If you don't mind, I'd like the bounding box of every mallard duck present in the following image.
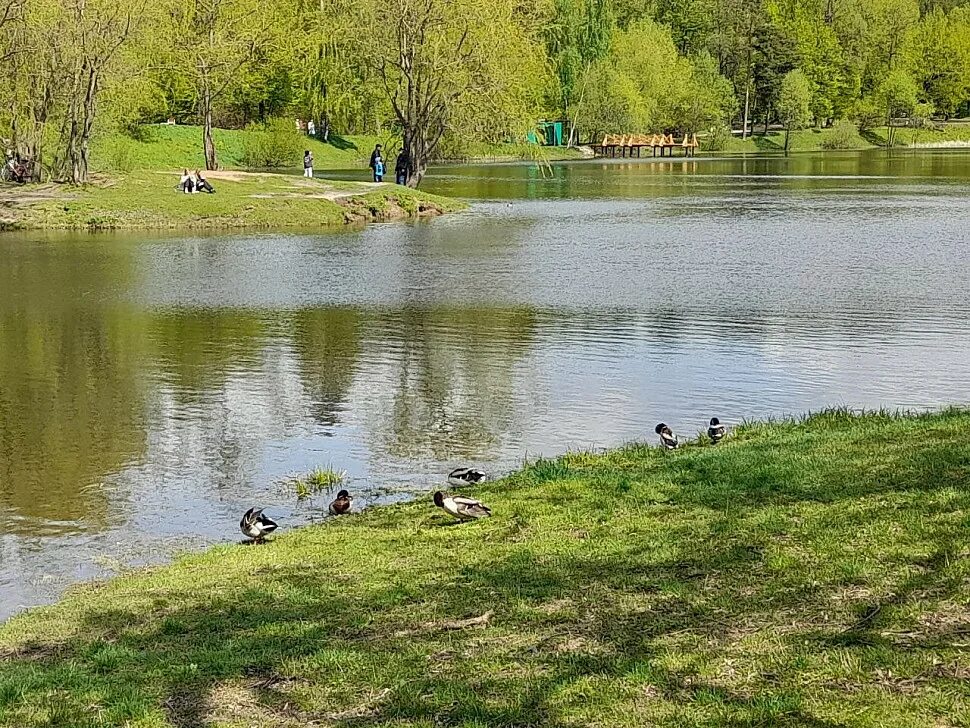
[433,491,492,520]
[239,507,278,543]
[448,467,487,487]
[708,417,726,444]
[655,422,678,450]
[329,489,352,515]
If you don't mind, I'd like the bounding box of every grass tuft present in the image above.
[287,465,347,500]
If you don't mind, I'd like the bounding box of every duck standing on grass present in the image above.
[239,508,278,544]
[433,491,492,521]
[655,422,678,450]
[708,417,726,444]
[329,489,352,515]
[448,467,487,487]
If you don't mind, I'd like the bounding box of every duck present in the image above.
[433,491,492,521]
[239,507,278,543]
[655,422,678,450]
[708,417,726,444]
[448,467,487,487]
[329,489,352,515]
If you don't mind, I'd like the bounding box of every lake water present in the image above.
[2,150,970,621]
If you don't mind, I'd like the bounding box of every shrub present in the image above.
[106,138,137,172]
[703,125,731,151]
[241,117,304,168]
[820,120,860,150]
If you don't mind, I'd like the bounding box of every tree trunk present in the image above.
[402,129,427,188]
[321,114,330,142]
[203,81,217,170]
[742,85,750,140]
[784,125,791,154]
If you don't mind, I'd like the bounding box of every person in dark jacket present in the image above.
[369,144,383,182]
[394,149,409,185]
[195,169,215,193]
[303,150,313,178]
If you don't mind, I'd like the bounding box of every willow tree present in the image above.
[322,0,544,187]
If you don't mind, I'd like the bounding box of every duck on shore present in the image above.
[329,489,352,515]
[655,423,678,450]
[448,467,487,487]
[433,491,492,520]
[708,417,726,444]
[239,508,278,543]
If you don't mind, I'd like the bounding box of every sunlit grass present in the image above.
[2,409,970,727]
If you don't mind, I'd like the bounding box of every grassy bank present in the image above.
[716,123,970,153]
[2,409,969,727]
[91,125,582,174]
[0,170,463,231]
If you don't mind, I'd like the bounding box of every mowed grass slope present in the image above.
[1,410,969,727]
[0,170,462,230]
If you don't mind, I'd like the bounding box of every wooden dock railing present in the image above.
[596,133,700,157]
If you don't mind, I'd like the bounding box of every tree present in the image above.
[62,0,139,183]
[544,0,613,143]
[905,7,970,117]
[778,68,813,152]
[166,0,284,170]
[878,68,920,146]
[330,0,544,187]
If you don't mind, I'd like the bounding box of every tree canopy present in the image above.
[2,0,970,183]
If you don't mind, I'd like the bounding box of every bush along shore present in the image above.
[1,408,969,726]
[0,170,463,231]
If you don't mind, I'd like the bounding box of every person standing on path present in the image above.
[394,149,409,185]
[369,144,384,182]
[303,150,313,178]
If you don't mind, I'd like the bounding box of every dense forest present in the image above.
[1,0,970,185]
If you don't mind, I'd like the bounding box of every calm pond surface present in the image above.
[2,150,970,620]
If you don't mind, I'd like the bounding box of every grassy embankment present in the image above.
[718,123,970,153]
[1,409,969,727]
[0,170,462,231]
[91,124,583,173]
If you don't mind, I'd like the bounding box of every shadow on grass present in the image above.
[327,134,359,152]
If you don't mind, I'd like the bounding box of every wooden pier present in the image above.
[594,133,700,158]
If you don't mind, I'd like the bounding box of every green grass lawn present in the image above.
[715,123,970,153]
[1,409,969,727]
[90,124,583,174]
[0,170,463,231]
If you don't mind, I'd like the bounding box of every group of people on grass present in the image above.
[368,144,409,185]
[179,169,215,194]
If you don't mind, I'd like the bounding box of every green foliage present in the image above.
[5,0,970,176]
[3,410,970,726]
[241,118,305,168]
[779,69,814,149]
[703,124,734,150]
[819,119,862,149]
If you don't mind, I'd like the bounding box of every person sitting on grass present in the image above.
[179,169,195,194]
[195,169,215,194]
